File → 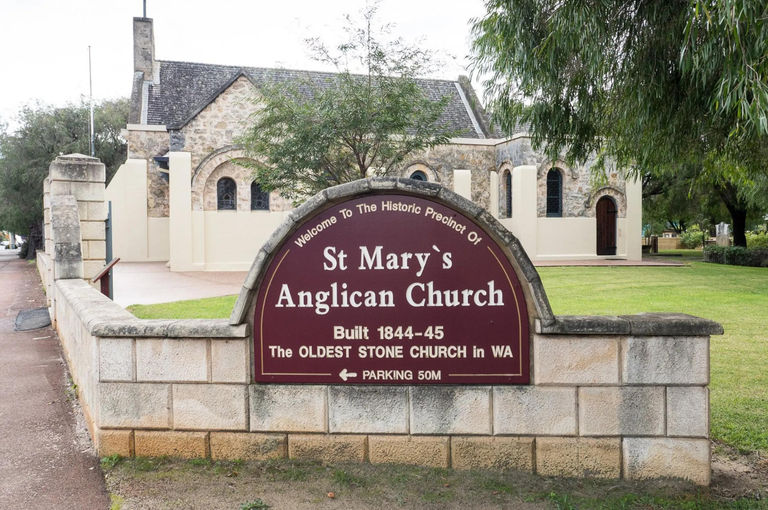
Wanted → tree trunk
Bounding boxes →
[25,221,42,260]
[716,182,748,247]
[731,208,747,247]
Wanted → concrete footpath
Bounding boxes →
[0,251,109,509]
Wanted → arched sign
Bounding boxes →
[253,193,530,384]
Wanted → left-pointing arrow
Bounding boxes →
[339,368,358,382]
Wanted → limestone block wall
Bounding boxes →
[55,275,718,484]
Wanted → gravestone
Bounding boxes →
[716,222,730,247]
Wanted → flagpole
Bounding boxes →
[88,45,95,157]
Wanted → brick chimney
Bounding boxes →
[133,17,156,82]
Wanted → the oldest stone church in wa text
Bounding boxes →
[106,17,641,271]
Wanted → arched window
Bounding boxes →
[546,169,562,217]
[251,182,270,211]
[504,170,512,217]
[409,170,428,181]
[217,177,237,210]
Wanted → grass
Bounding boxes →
[126,294,237,319]
[103,457,767,509]
[126,252,768,455]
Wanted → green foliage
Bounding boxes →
[332,468,367,487]
[0,98,128,234]
[746,231,768,249]
[239,499,270,510]
[238,5,455,202]
[101,454,123,470]
[471,0,768,245]
[680,226,707,249]
[704,245,768,267]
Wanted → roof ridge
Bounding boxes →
[156,59,460,85]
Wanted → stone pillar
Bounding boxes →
[47,154,107,283]
[489,171,499,219]
[453,169,472,200]
[168,152,194,271]
[512,165,538,258]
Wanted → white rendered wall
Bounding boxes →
[169,152,198,271]
[202,211,291,271]
[625,176,642,261]
[499,165,538,258]
[453,169,472,200]
[105,159,157,262]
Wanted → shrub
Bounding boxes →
[680,226,706,249]
[746,231,768,249]
[703,245,768,267]
[17,242,28,259]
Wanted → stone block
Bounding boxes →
[211,339,248,383]
[451,436,534,471]
[97,429,133,457]
[99,383,169,428]
[173,384,247,430]
[210,432,286,461]
[77,201,88,222]
[87,201,108,221]
[622,336,708,385]
[70,181,105,201]
[83,260,105,280]
[99,337,134,381]
[534,336,619,384]
[288,434,366,463]
[329,386,407,434]
[536,437,621,478]
[579,387,664,436]
[667,387,709,437]
[623,437,710,485]
[48,180,71,196]
[494,387,576,435]
[134,431,207,459]
[87,240,107,260]
[135,338,207,382]
[369,436,449,468]
[49,154,104,182]
[250,385,326,432]
[410,386,491,434]
[80,220,106,241]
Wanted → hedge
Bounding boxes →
[703,245,768,267]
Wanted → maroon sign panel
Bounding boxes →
[253,194,530,384]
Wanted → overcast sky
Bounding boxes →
[0,0,488,129]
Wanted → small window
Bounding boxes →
[217,177,237,210]
[504,170,512,217]
[546,169,562,217]
[409,170,428,181]
[251,182,270,211]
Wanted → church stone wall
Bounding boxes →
[180,76,260,171]
[496,137,628,218]
[402,142,497,210]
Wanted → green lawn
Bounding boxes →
[538,260,768,454]
[127,255,768,455]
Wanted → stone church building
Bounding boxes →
[106,17,641,271]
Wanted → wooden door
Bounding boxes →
[596,196,617,255]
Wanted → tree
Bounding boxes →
[0,98,129,257]
[238,6,455,201]
[471,0,768,246]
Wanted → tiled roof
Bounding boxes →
[141,60,490,138]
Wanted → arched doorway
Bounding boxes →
[596,196,617,255]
